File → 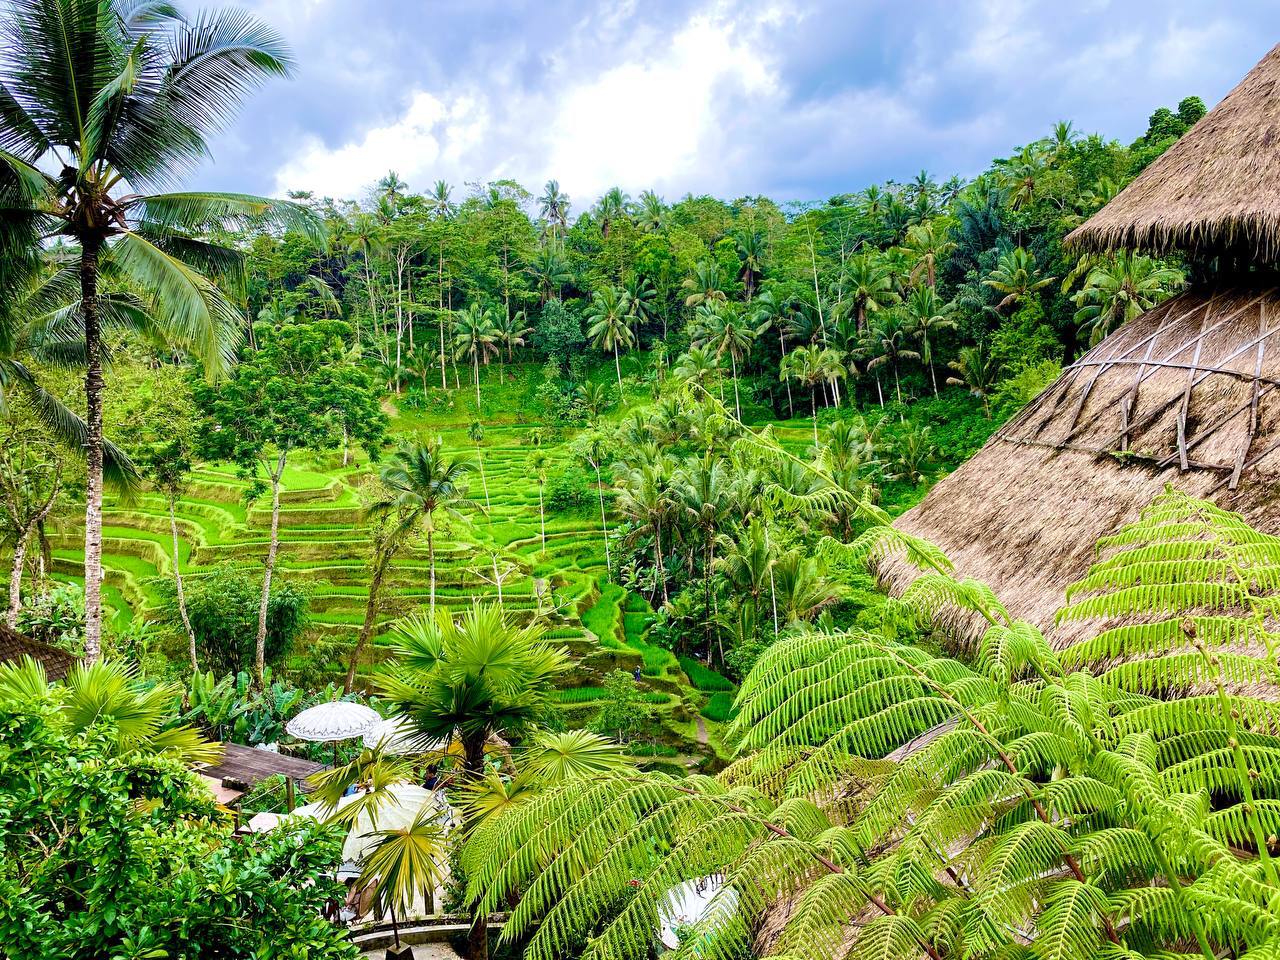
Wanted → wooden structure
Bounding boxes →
[880,42,1280,648]
[196,742,323,812]
[0,623,75,681]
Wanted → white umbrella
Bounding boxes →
[362,717,452,756]
[658,876,738,950]
[286,701,381,742]
[290,783,446,862]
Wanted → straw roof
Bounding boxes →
[1067,42,1280,260]
[880,282,1280,649]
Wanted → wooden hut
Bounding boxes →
[880,42,1280,647]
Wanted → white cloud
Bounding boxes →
[272,0,789,201]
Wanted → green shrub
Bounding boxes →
[546,466,594,511]
[553,686,607,704]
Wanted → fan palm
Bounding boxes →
[585,285,634,395]
[903,285,957,394]
[0,0,323,661]
[453,303,499,408]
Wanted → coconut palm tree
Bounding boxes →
[751,288,794,414]
[947,342,1000,416]
[616,462,674,606]
[983,246,1055,312]
[573,433,613,576]
[902,219,955,289]
[636,190,668,232]
[428,180,454,387]
[537,180,570,236]
[493,308,531,377]
[677,456,735,663]
[404,348,434,394]
[527,242,571,303]
[370,439,474,622]
[624,274,657,334]
[0,0,322,661]
[736,231,766,300]
[585,285,634,395]
[864,311,921,404]
[453,303,499,409]
[378,603,569,960]
[467,420,490,512]
[594,187,630,237]
[682,259,728,308]
[842,253,894,331]
[1072,251,1184,346]
[575,381,612,422]
[903,285,957,394]
[780,344,826,445]
[672,345,722,396]
[691,303,763,420]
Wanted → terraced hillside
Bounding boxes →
[40,364,747,764]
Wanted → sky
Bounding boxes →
[202,0,1280,207]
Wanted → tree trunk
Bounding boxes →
[811,391,819,447]
[537,484,547,554]
[779,330,793,416]
[427,521,436,615]
[476,445,491,512]
[654,519,668,606]
[730,353,741,420]
[169,497,198,672]
[439,244,448,388]
[462,731,489,960]
[473,353,481,410]
[255,451,287,686]
[595,465,611,578]
[7,525,30,629]
[613,343,623,396]
[82,235,105,664]
[346,546,392,693]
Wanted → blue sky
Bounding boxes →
[205,1,1280,206]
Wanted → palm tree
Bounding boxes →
[527,450,550,555]
[902,219,955,289]
[453,303,499,409]
[0,657,216,763]
[842,253,893,331]
[947,342,1000,416]
[735,231,766,300]
[527,243,571,303]
[594,187,630,237]
[468,420,491,512]
[817,346,847,410]
[904,285,957,394]
[573,433,614,576]
[780,345,825,445]
[636,190,668,232]
[983,245,1056,312]
[682,260,728,308]
[356,808,446,950]
[378,603,569,960]
[751,289,794,414]
[429,180,454,388]
[368,439,474,625]
[693,304,764,420]
[672,345,722,396]
[678,456,735,663]
[624,274,657,333]
[585,286,634,395]
[616,462,674,606]
[575,381,612,422]
[0,0,321,662]
[996,143,1048,210]
[537,180,570,235]
[404,348,434,394]
[493,308,531,377]
[1072,251,1184,346]
[864,311,921,404]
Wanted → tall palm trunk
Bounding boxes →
[438,243,448,388]
[473,352,481,410]
[169,497,198,671]
[462,730,490,960]
[810,390,819,447]
[654,518,668,606]
[594,465,611,577]
[255,451,287,686]
[613,342,623,395]
[730,352,741,420]
[537,482,547,554]
[346,545,394,692]
[427,519,437,615]
[82,235,105,663]
[778,329,793,416]
[475,444,491,512]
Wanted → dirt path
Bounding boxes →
[362,945,462,960]
[695,716,708,745]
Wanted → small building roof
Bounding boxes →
[197,742,324,789]
[1067,42,1280,260]
[0,624,75,682]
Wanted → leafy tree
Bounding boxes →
[532,299,584,367]
[0,674,352,959]
[160,564,310,677]
[0,397,65,628]
[588,669,653,742]
[193,319,385,684]
[0,0,322,661]
[453,302,499,409]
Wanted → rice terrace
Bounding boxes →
[7,3,1280,959]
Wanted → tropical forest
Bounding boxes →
[8,3,1280,960]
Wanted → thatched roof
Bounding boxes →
[1067,42,1280,260]
[0,623,74,681]
[881,282,1280,648]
